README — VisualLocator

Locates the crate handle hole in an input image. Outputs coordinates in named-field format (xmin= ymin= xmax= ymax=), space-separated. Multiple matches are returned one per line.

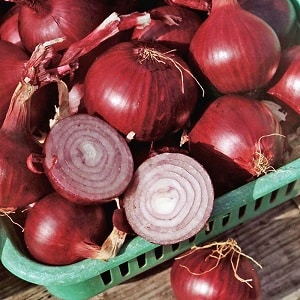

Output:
xmin=238 ymin=205 xmax=246 ymax=219
xmin=205 ymin=220 xmax=214 ymax=235
xmin=100 ymin=270 xmax=112 ymax=285
xmin=172 ymin=243 xmax=180 ymax=252
xmin=119 ymin=262 xmax=130 ymax=276
xmin=154 ymin=245 xmax=163 ymax=260
xmin=137 ymin=254 xmax=146 ymax=268
xmin=254 ymin=198 xmax=262 ymax=211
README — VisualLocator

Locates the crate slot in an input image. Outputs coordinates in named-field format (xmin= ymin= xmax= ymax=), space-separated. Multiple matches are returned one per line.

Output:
xmin=119 ymin=262 xmax=129 ymax=276
xmin=100 ymin=270 xmax=112 ymax=285
xmin=154 ymin=246 xmax=163 ymax=260
xmin=171 ymin=243 xmax=180 ymax=252
xmin=205 ymin=220 xmax=214 ymax=235
xmin=136 ymin=254 xmax=146 ymax=268
xmin=238 ymin=205 xmax=247 ymax=219
xmin=286 ymin=181 xmax=296 ymax=195
xmin=270 ymin=189 xmax=278 ymax=203
xmin=254 ymin=197 xmax=263 ymax=211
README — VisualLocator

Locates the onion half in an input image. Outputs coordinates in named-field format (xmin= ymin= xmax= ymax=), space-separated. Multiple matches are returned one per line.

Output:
xmin=43 ymin=114 xmax=134 ymax=204
xmin=123 ymin=152 xmax=214 ymax=245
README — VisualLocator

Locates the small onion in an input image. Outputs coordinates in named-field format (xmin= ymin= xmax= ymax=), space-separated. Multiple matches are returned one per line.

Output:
xmin=24 ymin=192 xmax=110 ymax=266
xmin=123 ymin=152 xmax=214 ymax=245
xmin=189 ymin=0 xmax=281 ymax=94
xmin=84 ymin=40 xmax=200 ymax=142
xmin=43 ymin=113 xmax=134 ymax=204
xmin=188 ymin=94 xmax=285 ymax=196
xmin=170 ymin=238 xmax=261 ymax=300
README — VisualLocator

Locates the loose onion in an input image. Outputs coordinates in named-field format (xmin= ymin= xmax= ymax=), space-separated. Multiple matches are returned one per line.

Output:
xmin=123 ymin=152 xmax=214 ymax=245
xmin=170 ymin=238 xmax=261 ymax=300
xmin=43 ymin=113 xmax=134 ymax=204
xmin=84 ymin=40 xmax=200 ymax=142
xmin=24 ymin=192 xmax=110 ymax=265
xmin=188 ymin=94 xmax=285 ymax=196
xmin=189 ymin=0 xmax=281 ymax=94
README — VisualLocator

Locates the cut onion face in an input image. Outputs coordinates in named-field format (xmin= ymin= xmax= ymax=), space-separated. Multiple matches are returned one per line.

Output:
xmin=123 ymin=152 xmax=214 ymax=245
xmin=43 ymin=114 xmax=134 ymax=204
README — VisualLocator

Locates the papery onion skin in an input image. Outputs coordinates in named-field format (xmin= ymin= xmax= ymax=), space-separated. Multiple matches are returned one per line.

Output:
xmin=268 ymin=45 xmax=300 ymax=115
xmin=132 ymin=5 xmax=204 ymax=58
xmin=189 ymin=0 xmax=281 ymax=94
xmin=123 ymin=152 xmax=214 ymax=245
xmin=43 ymin=114 xmax=134 ymax=204
xmin=24 ymin=192 xmax=109 ymax=266
xmin=84 ymin=40 xmax=199 ymax=142
xmin=170 ymin=246 xmax=261 ymax=300
xmin=188 ymin=94 xmax=284 ymax=196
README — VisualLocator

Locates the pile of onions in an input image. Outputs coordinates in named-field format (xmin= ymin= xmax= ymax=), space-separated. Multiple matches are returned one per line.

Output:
xmin=131 ymin=5 xmax=204 ymax=58
xmin=170 ymin=238 xmax=261 ymax=300
xmin=42 ymin=113 xmax=134 ymax=204
xmin=189 ymin=0 xmax=281 ymax=94
xmin=123 ymin=152 xmax=214 ymax=245
xmin=188 ymin=94 xmax=285 ymax=196
xmin=84 ymin=40 xmax=200 ymax=142
xmin=24 ymin=192 xmax=110 ymax=265
xmin=268 ymin=45 xmax=300 ymax=116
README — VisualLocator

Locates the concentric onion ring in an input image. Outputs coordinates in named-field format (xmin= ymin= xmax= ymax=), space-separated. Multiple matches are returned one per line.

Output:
xmin=43 ymin=114 xmax=134 ymax=204
xmin=123 ymin=152 xmax=214 ymax=245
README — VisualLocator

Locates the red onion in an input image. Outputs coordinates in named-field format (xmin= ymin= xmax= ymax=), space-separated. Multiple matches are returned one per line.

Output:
xmin=84 ymin=40 xmax=200 ymax=142
xmin=239 ymin=0 xmax=298 ymax=49
xmin=0 ymin=5 xmax=23 ymax=48
xmin=164 ymin=0 xmax=211 ymax=11
xmin=132 ymin=5 xmax=204 ymax=58
xmin=123 ymin=152 xmax=214 ymax=245
xmin=10 ymin=0 xmax=135 ymax=53
xmin=268 ymin=45 xmax=300 ymax=116
xmin=189 ymin=0 xmax=281 ymax=94
xmin=24 ymin=192 xmax=110 ymax=265
xmin=42 ymin=113 xmax=134 ymax=204
xmin=170 ymin=238 xmax=261 ymax=300
xmin=0 ymin=43 xmax=54 ymax=214
xmin=188 ymin=94 xmax=285 ymax=196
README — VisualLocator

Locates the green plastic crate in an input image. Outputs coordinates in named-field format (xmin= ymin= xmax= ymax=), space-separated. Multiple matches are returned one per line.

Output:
xmin=1 ymin=157 xmax=300 ymax=300
xmin=1 ymin=1 xmax=300 ymax=298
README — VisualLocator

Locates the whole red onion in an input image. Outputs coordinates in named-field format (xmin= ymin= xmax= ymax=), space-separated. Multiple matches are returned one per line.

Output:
xmin=189 ymin=0 xmax=281 ymax=94
xmin=188 ymin=94 xmax=285 ymax=196
xmin=84 ymin=40 xmax=200 ymax=142
xmin=170 ymin=239 xmax=261 ymax=300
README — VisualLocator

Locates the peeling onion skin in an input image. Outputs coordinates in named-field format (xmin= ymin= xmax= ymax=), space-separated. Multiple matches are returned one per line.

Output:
xmin=24 ymin=192 xmax=109 ymax=266
xmin=84 ymin=40 xmax=199 ymax=142
xmin=188 ymin=94 xmax=284 ymax=197
xmin=43 ymin=114 xmax=134 ymax=204
xmin=123 ymin=152 xmax=214 ymax=245
xmin=189 ymin=0 xmax=281 ymax=94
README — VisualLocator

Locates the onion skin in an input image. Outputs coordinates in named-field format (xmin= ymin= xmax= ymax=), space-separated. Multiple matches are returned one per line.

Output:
xmin=268 ymin=45 xmax=300 ymax=115
xmin=132 ymin=5 xmax=204 ymax=58
xmin=24 ymin=192 xmax=109 ymax=266
xmin=84 ymin=40 xmax=199 ymax=142
xmin=170 ymin=241 xmax=261 ymax=300
xmin=43 ymin=114 xmax=134 ymax=204
xmin=188 ymin=94 xmax=284 ymax=196
xmin=123 ymin=152 xmax=214 ymax=245
xmin=189 ymin=0 xmax=281 ymax=94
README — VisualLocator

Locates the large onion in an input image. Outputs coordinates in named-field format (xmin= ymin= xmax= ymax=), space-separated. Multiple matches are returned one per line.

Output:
xmin=84 ymin=40 xmax=200 ymax=142
xmin=123 ymin=152 xmax=214 ymax=245
xmin=188 ymin=94 xmax=285 ymax=196
xmin=189 ymin=0 xmax=281 ymax=94
xmin=43 ymin=113 xmax=134 ymax=204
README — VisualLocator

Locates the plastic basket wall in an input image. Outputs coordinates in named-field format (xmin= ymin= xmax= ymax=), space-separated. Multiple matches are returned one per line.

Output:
xmin=1 ymin=157 xmax=300 ymax=300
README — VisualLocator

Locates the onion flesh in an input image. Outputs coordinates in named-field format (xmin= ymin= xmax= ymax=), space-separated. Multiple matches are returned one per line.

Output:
xmin=123 ymin=152 xmax=214 ymax=245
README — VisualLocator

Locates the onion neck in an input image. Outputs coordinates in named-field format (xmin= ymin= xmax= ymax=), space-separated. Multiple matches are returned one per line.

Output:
xmin=211 ymin=0 xmax=239 ymax=11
